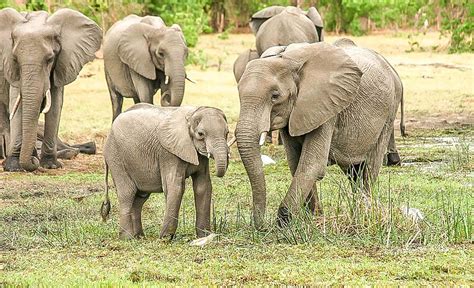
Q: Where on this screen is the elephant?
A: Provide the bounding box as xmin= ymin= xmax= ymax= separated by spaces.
xmin=233 ymin=6 xmax=324 ymax=146
xmin=1 ymin=120 xmax=96 ymax=161
xmin=0 ymin=8 xmax=102 ymax=172
xmin=101 ymin=103 xmax=230 ymax=239
xmin=35 ymin=121 xmax=96 ymax=160
xmin=103 ymin=15 xmax=188 ymax=122
xmin=250 ymin=6 xmax=323 ymax=56
xmin=233 ymin=6 xmax=323 ymax=84
xmin=233 ymin=49 xmax=259 ymax=83
xmin=235 ymin=41 xmax=403 ymax=228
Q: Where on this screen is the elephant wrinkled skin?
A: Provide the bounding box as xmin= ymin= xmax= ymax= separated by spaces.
xmin=102 ymin=104 xmax=230 ymax=239
xmin=235 ymin=41 xmax=404 ymax=228
xmin=104 ymin=15 xmax=188 ymax=121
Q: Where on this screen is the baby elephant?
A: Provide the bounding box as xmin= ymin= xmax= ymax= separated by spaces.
xmin=101 ymin=103 xmax=230 ymax=239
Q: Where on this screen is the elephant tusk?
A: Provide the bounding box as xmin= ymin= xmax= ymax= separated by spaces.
xmin=42 ymin=89 xmax=51 ymax=114
xmin=227 ymin=135 xmax=236 ymax=147
xmin=259 ymin=131 xmax=268 ymax=146
xmin=9 ymin=94 xmax=21 ymax=121
xmin=207 ymin=152 xmax=211 ymax=159
xmin=185 ymin=75 xmax=196 ymax=84
xmin=228 ymin=152 xmax=231 ymax=159
xmin=165 ymin=75 xmax=169 ymax=85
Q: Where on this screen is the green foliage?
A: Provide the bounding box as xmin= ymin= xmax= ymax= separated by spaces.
xmin=442 ymin=5 xmax=473 ymax=53
xmin=146 ymin=0 xmax=211 ymax=47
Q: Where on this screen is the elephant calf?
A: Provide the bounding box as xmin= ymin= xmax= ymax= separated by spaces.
xmin=101 ymin=104 xmax=230 ymax=239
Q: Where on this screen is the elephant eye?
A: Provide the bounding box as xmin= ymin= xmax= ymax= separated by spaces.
xmin=271 ymin=91 xmax=280 ymax=102
xmin=46 ymin=55 xmax=54 ymax=63
xmin=196 ymin=131 xmax=205 ymax=139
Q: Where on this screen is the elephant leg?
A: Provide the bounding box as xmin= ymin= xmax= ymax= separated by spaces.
xmin=40 ymin=86 xmax=63 ymax=169
xmin=113 ymin=172 xmax=137 ymax=240
xmin=280 ymin=129 xmax=322 ymax=216
xmin=37 ymin=127 xmax=78 ymax=160
xmin=278 ymin=122 xmax=334 ymax=226
xmin=131 ymin=191 xmax=150 ymax=238
xmin=192 ymin=169 xmax=212 ymax=238
xmin=160 ymin=168 xmax=186 ymax=239
xmin=71 ymin=142 xmax=96 ymax=155
xmin=386 ymin=126 xmax=401 ymax=166
xmin=131 ymin=70 xmax=155 ymax=105
xmin=3 ymin=87 xmax=22 ymax=171
xmin=0 ymin=103 xmax=8 ymax=160
xmin=106 ymin=73 xmax=124 ymax=122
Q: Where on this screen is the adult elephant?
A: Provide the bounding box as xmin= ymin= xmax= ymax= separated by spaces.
xmin=235 ymin=42 xmax=403 ymax=228
xmin=104 ymin=15 xmax=188 ymax=121
xmin=233 ymin=7 xmax=404 ymax=165
xmin=233 ymin=6 xmax=323 ymax=83
xmin=0 ymin=8 xmax=102 ymax=172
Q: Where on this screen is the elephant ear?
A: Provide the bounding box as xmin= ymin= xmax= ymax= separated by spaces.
xmin=250 ymin=6 xmax=286 ymax=34
xmin=118 ymin=23 xmax=157 ymax=80
xmin=285 ymin=43 xmax=362 ymax=137
xmin=158 ymin=107 xmax=199 ymax=165
xmin=0 ymin=8 xmax=25 ymax=86
xmin=306 ymin=7 xmax=324 ymax=41
xmin=47 ymin=9 xmax=102 ymax=87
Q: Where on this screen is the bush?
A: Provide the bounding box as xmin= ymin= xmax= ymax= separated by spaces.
xmin=146 ymin=0 xmax=211 ymax=47
xmin=442 ymin=2 xmax=473 ymax=53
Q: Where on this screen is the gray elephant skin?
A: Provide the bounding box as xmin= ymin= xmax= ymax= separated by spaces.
xmin=235 ymin=41 xmax=403 ymax=228
xmin=104 ymin=15 xmax=188 ymax=121
xmin=233 ymin=6 xmax=323 ymax=83
xmin=0 ymin=8 xmax=102 ymax=172
xmin=101 ymin=104 xmax=230 ymax=239
xmin=233 ymin=6 xmax=404 ymax=167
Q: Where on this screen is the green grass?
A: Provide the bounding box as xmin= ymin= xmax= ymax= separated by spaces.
xmin=1 ymin=32 xmax=473 ymax=285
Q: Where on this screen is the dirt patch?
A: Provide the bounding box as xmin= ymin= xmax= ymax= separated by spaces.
xmin=394 ymin=115 xmax=473 ymax=134
xmin=395 ymin=62 xmax=471 ymax=71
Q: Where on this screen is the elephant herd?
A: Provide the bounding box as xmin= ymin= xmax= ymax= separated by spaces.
xmin=0 ymin=6 xmax=405 ymax=239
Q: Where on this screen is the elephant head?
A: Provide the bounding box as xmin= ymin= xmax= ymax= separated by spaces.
xmin=0 ymin=8 xmax=102 ymax=171
xmin=235 ymin=43 xmax=362 ymax=227
xmin=250 ymin=6 xmax=324 ymax=43
xmin=118 ymin=22 xmax=188 ymax=107
xmin=157 ymin=107 xmax=230 ymax=177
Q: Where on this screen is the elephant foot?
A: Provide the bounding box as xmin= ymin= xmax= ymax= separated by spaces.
xmin=72 ymin=141 xmax=96 ymax=155
xmin=276 ymin=206 xmax=292 ymax=228
xmin=2 ymin=156 xmax=22 ymax=172
xmin=57 ymin=148 xmax=80 ymax=160
xmin=119 ymin=230 xmax=136 ymax=240
xmin=40 ymin=155 xmax=63 ymax=169
xmin=386 ymin=152 xmax=401 ymax=166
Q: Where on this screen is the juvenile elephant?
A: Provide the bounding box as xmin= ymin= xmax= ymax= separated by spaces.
xmin=104 ymin=15 xmax=188 ymax=121
xmin=235 ymin=42 xmax=403 ymax=228
xmin=0 ymin=8 xmax=102 ymax=172
xmin=101 ymin=104 xmax=230 ymax=239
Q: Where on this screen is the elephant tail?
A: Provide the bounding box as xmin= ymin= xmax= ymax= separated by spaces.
xmin=399 ymin=82 xmax=406 ymax=137
xmin=101 ymin=161 xmax=111 ymax=222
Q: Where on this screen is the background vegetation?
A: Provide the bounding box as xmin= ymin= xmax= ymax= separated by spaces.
xmin=0 ymin=0 xmax=472 ymax=51
xmin=1 ymin=31 xmax=472 ymax=285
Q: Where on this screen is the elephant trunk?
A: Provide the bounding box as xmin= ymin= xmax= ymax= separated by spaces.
xmin=211 ymin=139 xmax=229 ymax=178
xmin=19 ymin=66 xmax=44 ymax=171
xmin=236 ymin=116 xmax=266 ymax=229
xmin=163 ymin=57 xmax=185 ymax=107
